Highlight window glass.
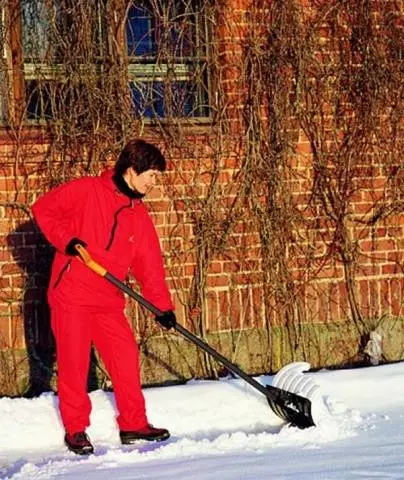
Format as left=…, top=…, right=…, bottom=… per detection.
left=25, top=80, right=53, bottom=120
left=22, top=0, right=106, bottom=61
left=22, top=0, right=50, bottom=61
left=127, top=5, right=157, bottom=57
left=127, top=1, right=211, bottom=119
left=130, top=72, right=210, bottom=118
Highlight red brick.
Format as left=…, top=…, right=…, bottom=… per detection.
left=1, top=263, right=22, bottom=275
left=359, top=280, right=370, bottom=317
left=253, top=286, right=265, bottom=326
left=207, top=275, right=229, bottom=288
left=327, top=282, right=340, bottom=322
left=389, top=278, right=402, bottom=316
left=10, top=317, right=25, bottom=349
left=217, top=290, right=230, bottom=330
left=208, top=262, right=223, bottom=274
left=0, top=317, right=10, bottom=348
left=369, top=281, right=381, bottom=319
left=205, top=291, right=219, bottom=332
left=338, top=283, right=350, bottom=320
left=0, top=277, right=10, bottom=288
left=382, top=263, right=402, bottom=275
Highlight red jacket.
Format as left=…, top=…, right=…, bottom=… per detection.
left=32, top=170, right=174, bottom=311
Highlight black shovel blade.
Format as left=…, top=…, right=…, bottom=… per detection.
left=266, top=385, right=315, bottom=429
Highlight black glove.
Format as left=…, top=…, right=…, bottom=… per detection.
left=65, top=237, right=87, bottom=256
left=155, top=310, right=176, bottom=330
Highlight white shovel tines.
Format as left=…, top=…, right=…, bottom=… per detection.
left=273, top=362, right=320, bottom=402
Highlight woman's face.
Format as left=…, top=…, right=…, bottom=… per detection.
left=125, top=168, right=161, bottom=195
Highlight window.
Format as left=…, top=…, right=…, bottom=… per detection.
left=127, top=1, right=211, bottom=119
left=0, top=0, right=212, bottom=124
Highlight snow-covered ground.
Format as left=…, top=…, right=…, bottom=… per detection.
left=1, top=361, right=403, bottom=479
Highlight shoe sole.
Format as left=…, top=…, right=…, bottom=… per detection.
left=65, top=442, right=94, bottom=455
left=121, top=433, right=170, bottom=444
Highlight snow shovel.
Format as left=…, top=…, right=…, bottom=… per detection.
left=75, top=245, right=317, bottom=429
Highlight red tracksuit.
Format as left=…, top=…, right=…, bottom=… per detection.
left=32, top=169, right=173, bottom=434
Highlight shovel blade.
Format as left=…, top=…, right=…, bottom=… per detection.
left=266, top=386, right=315, bottom=429
left=266, top=361, right=319, bottom=429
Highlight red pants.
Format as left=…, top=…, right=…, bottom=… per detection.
left=50, top=301, right=148, bottom=434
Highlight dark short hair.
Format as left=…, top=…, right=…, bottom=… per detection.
left=114, top=139, right=166, bottom=176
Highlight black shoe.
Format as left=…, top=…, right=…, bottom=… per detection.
left=64, top=431, right=94, bottom=455
left=120, top=424, right=170, bottom=444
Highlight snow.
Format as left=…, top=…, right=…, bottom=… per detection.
left=1, top=361, right=404, bottom=479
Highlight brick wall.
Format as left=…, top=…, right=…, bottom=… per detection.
left=0, top=127, right=402, bottom=392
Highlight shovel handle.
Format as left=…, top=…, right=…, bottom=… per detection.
left=75, top=245, right=281, bottom=399
left=75, top=244, right=107, bottom=277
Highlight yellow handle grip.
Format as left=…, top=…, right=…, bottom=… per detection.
left=75, top=244, right=107, bottom=277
